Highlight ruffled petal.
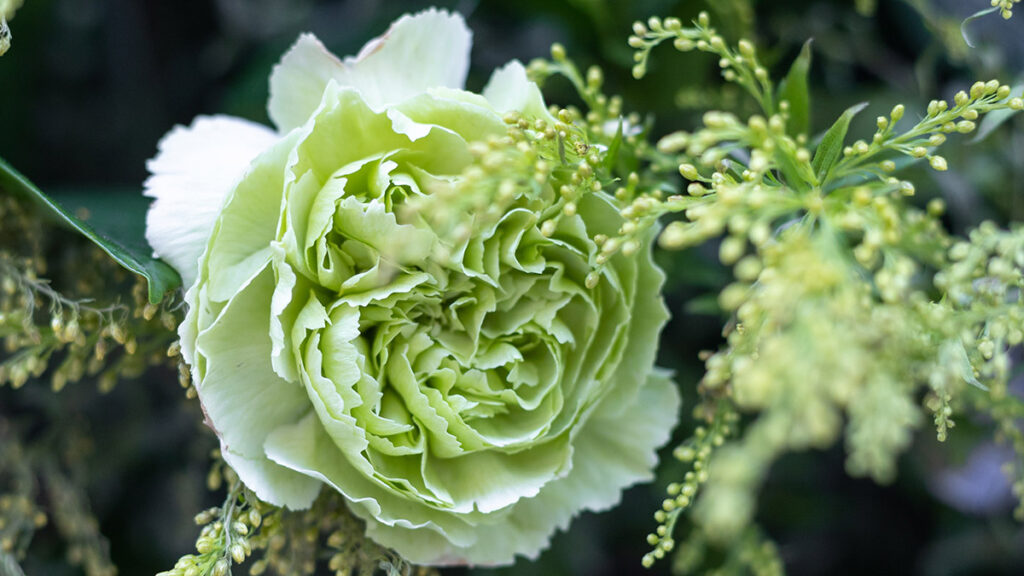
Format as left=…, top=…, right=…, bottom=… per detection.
left=192, top=266, right=322, bottom=508
left=340, top=9, right=471, bottom=110
left=483, top=60, right=555, bottom=122
left=144, top=115, right=277, bottom=287
left=358, top=371, right=681, bottom=566
left=267, top=33, right=346, bottom=134
left=268, top=9, right=471, bottom=132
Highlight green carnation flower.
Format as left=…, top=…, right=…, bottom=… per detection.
left=144, top=9, right=679, bottom=566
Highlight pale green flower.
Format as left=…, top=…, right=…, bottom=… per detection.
left=0, top=0, right=20, bottom=57
left=144, top=9, right=678, bottom=566
left=0, top=19, right=9, bottom=57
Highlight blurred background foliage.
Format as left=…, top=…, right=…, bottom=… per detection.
left=2, top=0, right=1024, bottom=574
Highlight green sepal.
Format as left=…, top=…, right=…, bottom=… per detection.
left=0, top=155, right=182, bottom=303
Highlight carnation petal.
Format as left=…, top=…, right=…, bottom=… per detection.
left=221, top=449, right=322, bottom=510
left=359, top=371, right=681, bottom=566
left=192, top=266, right=322, bottom=508
left=264, top=412, right=483, bottom=545
left=144, top=115, right=277, bottom=287
left=601, top=225, right=671, bottom=410
left=341, top=9, right=471, bottom=111
left=472, top=370, right=681, bottom=563
left=267, top=33, right=345, bottom=133
left=483, top=60, right=555, bottom=122
left=268, top=10, right=471, bottom=133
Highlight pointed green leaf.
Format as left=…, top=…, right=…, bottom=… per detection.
left=777, top=39, right=813, bottom=137
left=812, top=102, right=868, bottom=182
left=823, top=155, right=919, bottom=192
left=602, top=118, right=624, bottom=173
left=0, top=155, right=181, bottom=303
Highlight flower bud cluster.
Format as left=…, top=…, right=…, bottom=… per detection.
left=629, top=13, right=774, bottom=114
left=1, top=423, right=116, bottom=576
left=163, top=465, right=422, bottom=576
left=0, top=433, right=45, bottom=564
left=642, top=404, right=737, bottom=568
left=993, top=0, right=1021, bottom=20
left=831, top=81, right=1022, bottom=184
left=158, top=470, right=256, bottom=576
left=527, top=45, right=634, bottom=145
left=630, top=12, right=1024, bottom=570
left=0, top=195, right=180, bottom=395
left=407, top=101, right=661, bottom=290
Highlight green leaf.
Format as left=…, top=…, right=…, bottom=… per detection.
left=812, top=102, right=868, bottom=183
left=822, top=155, right=919, bottom=192
left=602, top=118, right=624, bottom=173
left=773, top=137, right=815, bottom=192
left=961, top=7, right=999, bottom=49
left=0, top=155, right=181, bottom=303
left=777, top=39, right=813, bottom=137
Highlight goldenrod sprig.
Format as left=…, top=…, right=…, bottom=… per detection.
left=643, top=402, right=738, bottom=568
left=827, top=81, right=1023, bottom=186
left=629, top=13, right=775, bottom=115
left=994, top=0, right=1021, bottom=19
left=159, top=471, right=255, bottom=576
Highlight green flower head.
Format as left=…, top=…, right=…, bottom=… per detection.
left=144, top=8, right=678, bottom=566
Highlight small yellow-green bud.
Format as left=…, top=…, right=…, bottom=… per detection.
left=673, top=37, right=694, bottom=51
left=230, top=543, right=246, bottom=564
left=929, top=156, right=948, bottom=171
left=719, top=236, right=745, bottom=265
left=540, top=219, right=557, bottom=237
left=196, top=538, right=215, bottom=554
left=679, top=163, right=699, bottom=180
left=738, top=39, right=755, bottom=58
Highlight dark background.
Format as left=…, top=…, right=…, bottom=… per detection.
left=2, top=0, right=1024, bottom=574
